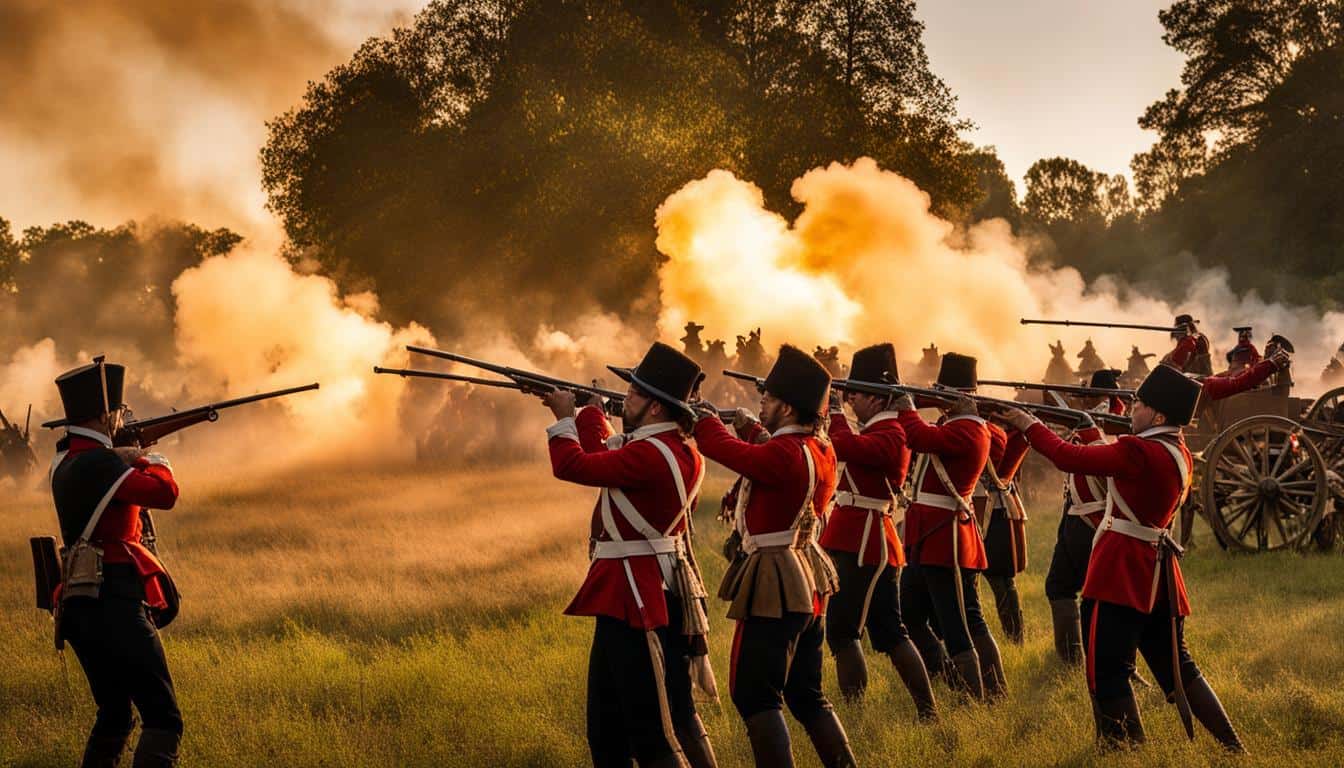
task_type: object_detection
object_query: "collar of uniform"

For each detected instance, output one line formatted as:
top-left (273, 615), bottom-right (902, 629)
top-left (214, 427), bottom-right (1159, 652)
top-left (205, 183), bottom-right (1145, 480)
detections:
top-left (66, 426), bottom-right (113, 448)
top-left (862, 411), bottom-right (901, 429)
top-left (944, 414), bottom-right (986, 426)
top-left (1135, 425), bottom-right (1180, 439)
top-left (772, 424), bottom-right (812, 438)
top-left (627, 420), bottom-right (679, 442)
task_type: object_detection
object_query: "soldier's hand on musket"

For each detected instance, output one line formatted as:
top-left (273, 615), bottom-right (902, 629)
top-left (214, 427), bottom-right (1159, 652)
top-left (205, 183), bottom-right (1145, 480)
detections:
top-left (113, 446), bottom-right (146, 464)
top-left (574, 389), bottom-right (604, 409)
top-left (1073, 410), bottom-right (1097, 431)
top-left (691, 401), bottom-right (721, 423)
top-left (1270, 350), bottom-right (1291, 370)
top-left (541, 389), bottom-right (577, 420)
top-left (828, 388), bottom-right (842, 412)
top-left (731, 407), bottom-right (757, 431)
top-left (997, 406), bottom-right (1037, 432)
top-left (892, 393), bottom-right (916, 412)
top-left (948, 394), bottom-right (977, 417)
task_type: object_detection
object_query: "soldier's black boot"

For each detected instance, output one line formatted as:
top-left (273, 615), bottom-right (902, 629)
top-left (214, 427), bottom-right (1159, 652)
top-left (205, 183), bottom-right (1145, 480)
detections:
top-left (948, 649), bottom-right (984, 702)
top-left (986, 576), bottom-right (1024, 644)
top-left (887, 639), bottom-right (938, 722)
top-left (1049, 599), bottom-right (1084, 664)
top-left (970, 631), bottom-right (1008, 701)
top-left (80, 725), bottom-right (132, 768)
top-left (1185, 677), bottom-right (1246, 753)
top-left (130, 728), bottom-right (180, 768)
top-left (744, 710), bottom-right (794, 768)
top-left (675, 714), bottom-right (718, 768)
top-left (832, 640), bottom-right (868, 702)
top-left (912, 635), bottom-right (950, 684)
top-left (1094, 694), bottom-right (1145, 750)
top-left (802, 710), bottom-right (857, 768)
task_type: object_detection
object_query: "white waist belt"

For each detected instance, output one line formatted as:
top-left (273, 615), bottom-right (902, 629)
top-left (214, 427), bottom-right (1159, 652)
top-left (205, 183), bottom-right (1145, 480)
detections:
top-left (592, 538), bottom-right (680, 559)
top-left (742, 529), bottom-right (800, 553)
top-left (1099, 516), bottom-right (1161, 544)
top-left (913, 492), bottom-right (969, 512)
top-left (834, 491), bottom-right (893, 512)
top-left (1068, 500), bottom-right (1105, 516)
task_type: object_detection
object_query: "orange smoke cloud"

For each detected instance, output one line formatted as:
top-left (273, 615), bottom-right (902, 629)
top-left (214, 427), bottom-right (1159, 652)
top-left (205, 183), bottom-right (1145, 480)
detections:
top-left (654, 158), bottom-right (1344, 391)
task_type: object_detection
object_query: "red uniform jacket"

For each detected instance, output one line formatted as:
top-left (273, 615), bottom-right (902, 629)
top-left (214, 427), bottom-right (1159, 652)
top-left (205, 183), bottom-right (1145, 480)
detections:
top-left (54, 434), bottom-right (179, 609)
top-left (693, 417), bottom-right (837, 612)
top-left (821, 411), bottom-right (909, 567)
top-left (1166, 334), bottom-right (1210, 370)
top-left (1024, 423), bottom-right (1192, 616)
top-left (1202, 359), bottom-right (1278, 401)
top-left (898, 411), bottom-right (991, 569)
top-left (548, 406), bottom-right (703, 630)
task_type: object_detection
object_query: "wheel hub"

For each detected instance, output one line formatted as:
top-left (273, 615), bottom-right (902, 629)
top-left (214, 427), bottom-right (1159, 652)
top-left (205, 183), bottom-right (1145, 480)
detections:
top-left (1258, 477), bottom-right (1281, 499)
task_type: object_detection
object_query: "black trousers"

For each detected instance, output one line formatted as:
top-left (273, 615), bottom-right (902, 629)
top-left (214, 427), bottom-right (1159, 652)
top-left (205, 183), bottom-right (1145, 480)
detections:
top-left (729, 611), bottom-right (831, 722)
top-left (587, 592), bottom-right (698, 767)
top-left (1081, 584), bottom-right (1201, 702)
top-left (981, 507), bottom-right (1018, 579)
top-left (64, 595), bottom-right (183, 740)
top-left (824, 549), bottom-right (909, 653)
top-left (900, 563), bottom-right (987, 657)
top-left (1045, 512), bottom-right (1096, 601)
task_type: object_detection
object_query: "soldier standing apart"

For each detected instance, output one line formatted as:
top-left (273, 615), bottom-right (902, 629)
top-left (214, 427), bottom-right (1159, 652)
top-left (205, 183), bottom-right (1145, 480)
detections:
top-left (541, 342), bottom-right (718, 768)
top-left (1043, 369), bottom-right (1126, 664)
top-left (822, 344), bottom-right (937, 720)
top-left (977, 414), bottom-right (1031, 644)
top-left (693, 345), bottom-right (855, 768)
top-left (49, 360), bottom-right (183, 767)
top-left (893, 353), bottom-right (1006, 701)
top-left (999, 365), bottom-right (1244, 751)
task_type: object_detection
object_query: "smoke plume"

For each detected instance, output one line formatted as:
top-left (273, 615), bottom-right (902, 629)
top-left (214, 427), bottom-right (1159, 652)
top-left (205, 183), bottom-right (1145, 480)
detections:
top-left (655, 158), bottom-right (1344, 392)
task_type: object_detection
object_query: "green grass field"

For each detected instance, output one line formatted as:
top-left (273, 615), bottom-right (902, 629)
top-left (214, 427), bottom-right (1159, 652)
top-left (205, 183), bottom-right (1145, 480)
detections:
top-left (4, 459), bottom-right (1344, 767)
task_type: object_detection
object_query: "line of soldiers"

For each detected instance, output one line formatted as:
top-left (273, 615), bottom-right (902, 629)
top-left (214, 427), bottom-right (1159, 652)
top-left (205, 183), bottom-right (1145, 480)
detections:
top-left (39, 316), bottom-right (1295, 767)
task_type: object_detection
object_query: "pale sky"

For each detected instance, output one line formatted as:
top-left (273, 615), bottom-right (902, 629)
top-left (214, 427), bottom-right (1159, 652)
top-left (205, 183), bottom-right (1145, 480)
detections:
top-left (920, 0), bottom-right (1185, 188)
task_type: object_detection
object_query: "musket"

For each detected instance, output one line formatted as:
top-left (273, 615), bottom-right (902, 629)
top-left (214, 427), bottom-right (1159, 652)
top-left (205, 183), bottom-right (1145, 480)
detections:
top-left (977, 379), bottom-right (1137, 400)
top-left (406, 346), bottom-right (627, 400)
top-left (42, 383), bottom-right (322, 448)
top-left (1021, 318), bottom-right (1183, 334)
top-left (375, 366), bottom-right (562, 392)
top-left (723, 370), bottom-right (766, 390)
top-left (832, 378), bottom-right (1131, 434)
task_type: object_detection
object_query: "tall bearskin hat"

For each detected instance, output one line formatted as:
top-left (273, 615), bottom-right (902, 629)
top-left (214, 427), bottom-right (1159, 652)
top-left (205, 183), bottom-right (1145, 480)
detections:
top-left (1136, 364), bottom-right (1201, 426)
top-left (764, 344), bottom-right (832, 419)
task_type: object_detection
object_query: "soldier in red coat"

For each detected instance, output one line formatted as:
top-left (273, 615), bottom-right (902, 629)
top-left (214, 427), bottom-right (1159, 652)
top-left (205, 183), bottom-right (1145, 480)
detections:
top-left (892, 353), bottom-right (1007, 701)
top-left (822, 343), bottom-right (937, 720)
top-left (48, 360), bottom-right (184, 767)
top-left (1163, 314), bottom-right (1213, 376)
top-left (977, 416), bottom-right (1030, 644)
top-left (542, 342), bottom-right (718, 768)
top-left (693, 345), bottom-right (855, 768)
top-left (1224, 327), bottom-right (1261, 373)
top-left (1000, 365), bottom-right (1244, 751)
top-left (1043, 368), bottom-right (1127, 664)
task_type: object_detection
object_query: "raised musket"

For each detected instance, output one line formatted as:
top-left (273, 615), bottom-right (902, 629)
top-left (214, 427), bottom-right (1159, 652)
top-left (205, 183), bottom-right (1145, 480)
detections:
top-left (375, 364), bottom-right (629, 418)
top-left (977, 379), bottom-right (1137, 401)
top-left (1021, 318), bottom-right (1184, 334)
top-left (722, 369), bottom-right (766, 390)
top-left (405, 346), bottom-right (634, 399)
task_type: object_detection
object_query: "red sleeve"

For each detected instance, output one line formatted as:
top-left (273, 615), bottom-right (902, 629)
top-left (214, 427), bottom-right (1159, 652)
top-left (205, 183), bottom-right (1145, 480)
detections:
top-left (897, 410), bottom-right (975, 457)
top-left (1167, 336), bottom-right (1198, 369)
top-left (1023, 422), bottom-right (1140, 479)
top-left (735, 420), bottom-right (768, 444)
top-left (828, 412), bottom-right (905, 466)
top-left (693, 417), bottom-right (793, 484)
top-left (1075, 424), bottom-right (1104, 444)
top-left (998, 431), bottom-right (1031, 482)
top-left (114, 461), bottom-right (179, 510)
top-left (1202, 359), bottom-right (1277, 401)
top-left (576, 405), bottom-right (615, 452)
top-left (548, 433), bottom-right (658, 488)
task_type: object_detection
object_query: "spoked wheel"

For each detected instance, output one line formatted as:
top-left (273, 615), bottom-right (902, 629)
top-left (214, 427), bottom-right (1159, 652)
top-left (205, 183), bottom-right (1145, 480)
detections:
top-left (1304, 386), bottom-right (1344, 424)
top-left (1202, 415), bottom-right (1328, 552)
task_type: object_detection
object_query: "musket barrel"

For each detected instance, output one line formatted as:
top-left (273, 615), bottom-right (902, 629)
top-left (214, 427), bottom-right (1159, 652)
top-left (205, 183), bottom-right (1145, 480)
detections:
top-left (373, 366), bottom-right (523, 390)
top-left (977, 379), bottom-right (1136, 399)
top-left (1020, 318), bottom-right (1182, 333)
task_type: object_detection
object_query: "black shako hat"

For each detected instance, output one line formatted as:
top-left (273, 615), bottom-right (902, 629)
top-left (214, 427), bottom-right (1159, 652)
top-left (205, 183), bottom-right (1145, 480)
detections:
top-left (56, 359), bottom-right (126, 424)
top-left (764, 344), bottom-right (831, 418)
top-left (936, 352), bottom-right (977, 391)
top-left (608, 342), bottom-right (703, 419)
top-left (849, 343), bottom-right (899, 385)
top-left (1137, 364), bottom-right (1201, 426)
top-left (1088, 368), bottom-right (1122, 390)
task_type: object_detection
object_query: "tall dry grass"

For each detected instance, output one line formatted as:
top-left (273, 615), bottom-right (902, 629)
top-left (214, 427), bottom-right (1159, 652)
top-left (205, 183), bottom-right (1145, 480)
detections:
top-left (3, 459), bottom-right (1344, 766)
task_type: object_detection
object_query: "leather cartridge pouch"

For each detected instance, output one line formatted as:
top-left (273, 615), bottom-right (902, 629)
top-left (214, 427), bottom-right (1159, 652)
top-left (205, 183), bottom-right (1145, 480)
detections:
top-left (30, 536), bottom-right (61, 612)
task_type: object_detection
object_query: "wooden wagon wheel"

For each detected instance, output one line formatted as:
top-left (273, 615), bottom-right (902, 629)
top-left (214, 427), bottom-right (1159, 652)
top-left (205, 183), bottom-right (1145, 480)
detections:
top-left (1201, 415), bottom-right (1328, 552)
top-left (1304, 386), bottom-right (1344, 424)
